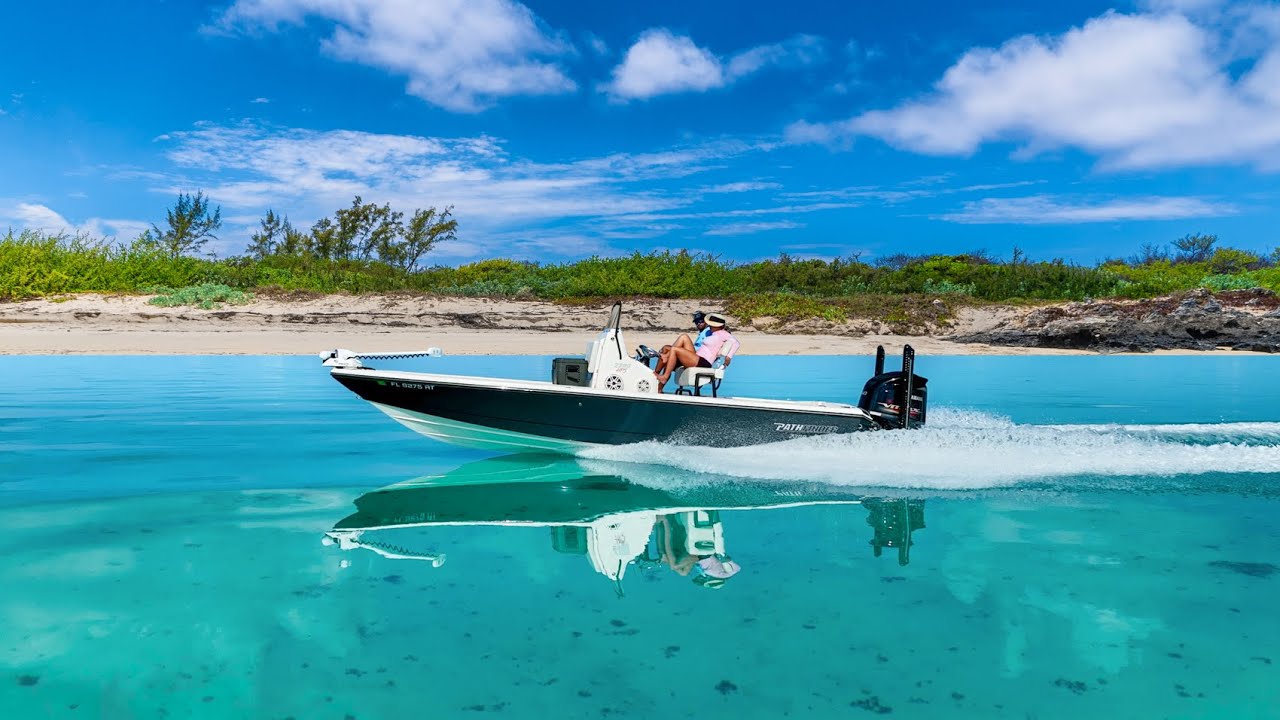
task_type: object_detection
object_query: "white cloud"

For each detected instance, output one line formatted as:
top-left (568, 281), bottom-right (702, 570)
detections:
top-left (250, 97), bottom-right (270, 104)
top-left (788, 7), bottom-right (1280, 170)
top-left (726, 35), bottom-right (824, 79)
top-left (702, 181), bottom-right (781, 193)
top-left (605, 30), bottom-right (723, 100)
top-left (940, 195), bottom-right (1237, 224)
top-left (605, 30), bottom-right (824, 101)
top-left (141, 122), bottom-right (781, 258)
top-left (216, 0), bottom-right (576, 112)
top-left (8, 203), bottom-right (73, 234)
top-left (1, 202), bottom-right (149, 239)
top-left (704, 220), bottom-right (802, 236)
top-left (617, 202), bottom-right (856, 225)
top-left (781, 179), bottom-right (1045, 203)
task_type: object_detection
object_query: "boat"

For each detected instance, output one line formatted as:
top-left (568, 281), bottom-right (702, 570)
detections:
top-left (320, 302), bottom-right (927, 453)
top-left (322, 455), bottom-right (927, 591)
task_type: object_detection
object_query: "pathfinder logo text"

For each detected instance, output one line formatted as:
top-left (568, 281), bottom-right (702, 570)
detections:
top-left (774, 423), bottom-right (839, 433)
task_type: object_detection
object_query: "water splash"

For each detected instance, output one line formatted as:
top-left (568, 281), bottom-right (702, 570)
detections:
top-left (577, 408), bottom-right (1280, 491)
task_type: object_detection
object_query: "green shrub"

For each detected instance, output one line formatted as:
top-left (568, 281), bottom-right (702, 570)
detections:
top-left (921, 278), bottom-right (977, 295)
top-left (148, 283), bottom-right (255, 309)
top-left (1199, 274), bottom-right (1257, 291)
top-left (1207, 248), bottom-right (1261, 274)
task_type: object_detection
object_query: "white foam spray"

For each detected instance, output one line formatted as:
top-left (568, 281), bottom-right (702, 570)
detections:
top-left (576, 408), bottom-right (1280, 491)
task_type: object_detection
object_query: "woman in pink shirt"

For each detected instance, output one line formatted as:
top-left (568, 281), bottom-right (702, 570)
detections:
top-left (655, 313), bottom-right (739, 392)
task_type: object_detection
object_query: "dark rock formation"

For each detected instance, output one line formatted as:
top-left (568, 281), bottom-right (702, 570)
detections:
top-left (948, 288), bottom-right (1280, 353)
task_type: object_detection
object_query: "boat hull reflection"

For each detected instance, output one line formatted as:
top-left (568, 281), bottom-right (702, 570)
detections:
top-left (327, 456), bottom-right (926, 590)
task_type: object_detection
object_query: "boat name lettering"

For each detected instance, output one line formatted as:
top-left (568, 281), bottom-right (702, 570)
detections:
top-left (774, 423), bottom-right (839, 433)
top-left (388, 381), bottom-right (433, 390)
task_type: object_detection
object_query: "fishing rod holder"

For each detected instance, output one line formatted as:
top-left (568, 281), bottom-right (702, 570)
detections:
top-left (320, 347), bottom-right (444, 369)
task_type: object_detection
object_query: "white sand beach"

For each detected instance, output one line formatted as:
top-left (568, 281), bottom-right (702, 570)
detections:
top-left (0, 293), bottom-right (1261, 355)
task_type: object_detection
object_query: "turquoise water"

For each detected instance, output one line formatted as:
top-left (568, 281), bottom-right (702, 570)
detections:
top-left (2, 355), bottom-right (1279, 718)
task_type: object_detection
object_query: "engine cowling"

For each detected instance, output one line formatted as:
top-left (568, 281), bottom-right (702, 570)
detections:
top-left (858, 371), bottom-right (927, 429)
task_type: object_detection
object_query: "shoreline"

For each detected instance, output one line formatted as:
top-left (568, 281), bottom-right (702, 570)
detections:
top-left (0, 293), bottom-right (1274, 356)
top-left (0, 328), bottom-right (1260, 356)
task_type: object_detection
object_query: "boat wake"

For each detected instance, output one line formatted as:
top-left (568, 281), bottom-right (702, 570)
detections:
top-left (576, 408), bottom-right (1280, 492)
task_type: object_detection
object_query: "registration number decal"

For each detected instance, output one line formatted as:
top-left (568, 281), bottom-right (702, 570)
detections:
top-left (387, 381), bottom-right (433, 390)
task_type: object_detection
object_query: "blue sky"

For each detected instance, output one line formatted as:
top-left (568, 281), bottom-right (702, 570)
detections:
top-left (2, 0), bottom-right (1279, 264)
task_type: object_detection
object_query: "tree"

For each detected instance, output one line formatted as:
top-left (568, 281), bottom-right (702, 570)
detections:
top-left (309, 217), bottom-right (338, 259)
top-left (152, 191), bottom-right (222, 259)
top-left (245, 209), bottom-right (283, 259)
top-left (277, 220), bottom-right (311, 257)
top-left (332, 196), bottom-right (402, 261)
top-left (390, 206), bottom-right (457, 270)
top-left (1172, 233), bottom-right (1217, 263)
top-left (1130, 242), bottom-right (1170, 266)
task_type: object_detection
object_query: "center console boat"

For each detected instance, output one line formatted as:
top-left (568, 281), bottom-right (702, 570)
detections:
top-left (321, 302), bottom-right (927, 453)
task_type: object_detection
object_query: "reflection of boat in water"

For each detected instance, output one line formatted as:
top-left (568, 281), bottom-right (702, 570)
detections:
top-left (325, 456), bottom-right (927, 591)
top-left (321, 302), bottom-right (928, 453)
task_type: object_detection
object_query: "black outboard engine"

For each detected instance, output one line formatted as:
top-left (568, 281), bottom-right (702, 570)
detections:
top-left (857, 345), bottom-right (928, 429)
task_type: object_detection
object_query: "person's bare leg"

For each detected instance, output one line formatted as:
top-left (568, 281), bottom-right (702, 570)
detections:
top-left (657, 346), bottom-right (701, 389)
top-left (671, 334), bottom-right (694, 352)
top-left (655, 352), bottom-right (677, 391)
top-left (654, 346), bottom-right (672, 377)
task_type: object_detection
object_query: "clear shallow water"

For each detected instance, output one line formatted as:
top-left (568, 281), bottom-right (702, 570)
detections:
top-left (2, 355), bottom-right (1278, 718)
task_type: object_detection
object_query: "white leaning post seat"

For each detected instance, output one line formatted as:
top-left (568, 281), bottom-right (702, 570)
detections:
top-left (673, 346), bottom-right (730, 397)
top-left (680, 510), bottom-right (726, 556)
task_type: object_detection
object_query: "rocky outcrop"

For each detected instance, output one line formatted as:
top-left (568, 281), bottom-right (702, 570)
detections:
top-left (948, 288), bottom-right (1280, 352)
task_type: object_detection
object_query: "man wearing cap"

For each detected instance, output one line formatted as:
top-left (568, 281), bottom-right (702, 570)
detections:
top-left (691, 311), bottom-right (712, 351)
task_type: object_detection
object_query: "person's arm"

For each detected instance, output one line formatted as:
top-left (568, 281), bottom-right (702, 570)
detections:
top-left (722, 332), bottom-right (741, 366)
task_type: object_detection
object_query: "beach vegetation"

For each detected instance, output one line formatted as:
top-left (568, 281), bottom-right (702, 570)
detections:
top-left (1172, 233), bottom-right (1217, 263)
top-left (147, 283), bottom-right (255, 309)
top-left (4, 198), bottom-right (1280, 324)
top-left (149, 191), bottom-right (222, 259)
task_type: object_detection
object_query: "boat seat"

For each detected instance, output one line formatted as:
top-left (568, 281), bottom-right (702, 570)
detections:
top-left (641, 511), bottom-right (726, 564)
top-left (674, 346), bottom-right (730, 397)
top-left (681, 510), bottom-right (725, 556)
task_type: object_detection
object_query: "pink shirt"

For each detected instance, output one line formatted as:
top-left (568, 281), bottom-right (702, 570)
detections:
top-left (696, 329), bottom-right (740, 364)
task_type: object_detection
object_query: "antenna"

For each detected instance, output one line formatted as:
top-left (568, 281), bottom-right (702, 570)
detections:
top-left (874, 345), bottom-right (885, 376)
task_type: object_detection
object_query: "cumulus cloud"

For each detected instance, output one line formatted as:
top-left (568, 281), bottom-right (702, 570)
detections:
top-left (1, 202), bottom-right (148, 239)
top-left (940, 195), bottom-right (1237, 224)
top-left (788, 6), bottom-right (1280, 170)
top-left (605, 30), bottom-right (824, 101)
top-left (604, 30), bottom-right (723, 100)
top-left (216, 0), bottom-right (575, 112)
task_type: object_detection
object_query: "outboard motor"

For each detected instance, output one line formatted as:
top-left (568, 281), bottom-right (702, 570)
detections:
top-left (857, 345), bottom-right (928, 429)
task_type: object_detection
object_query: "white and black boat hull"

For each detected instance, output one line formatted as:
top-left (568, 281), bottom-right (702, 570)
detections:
top-left (332, 369), bottom-right (878, 453)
